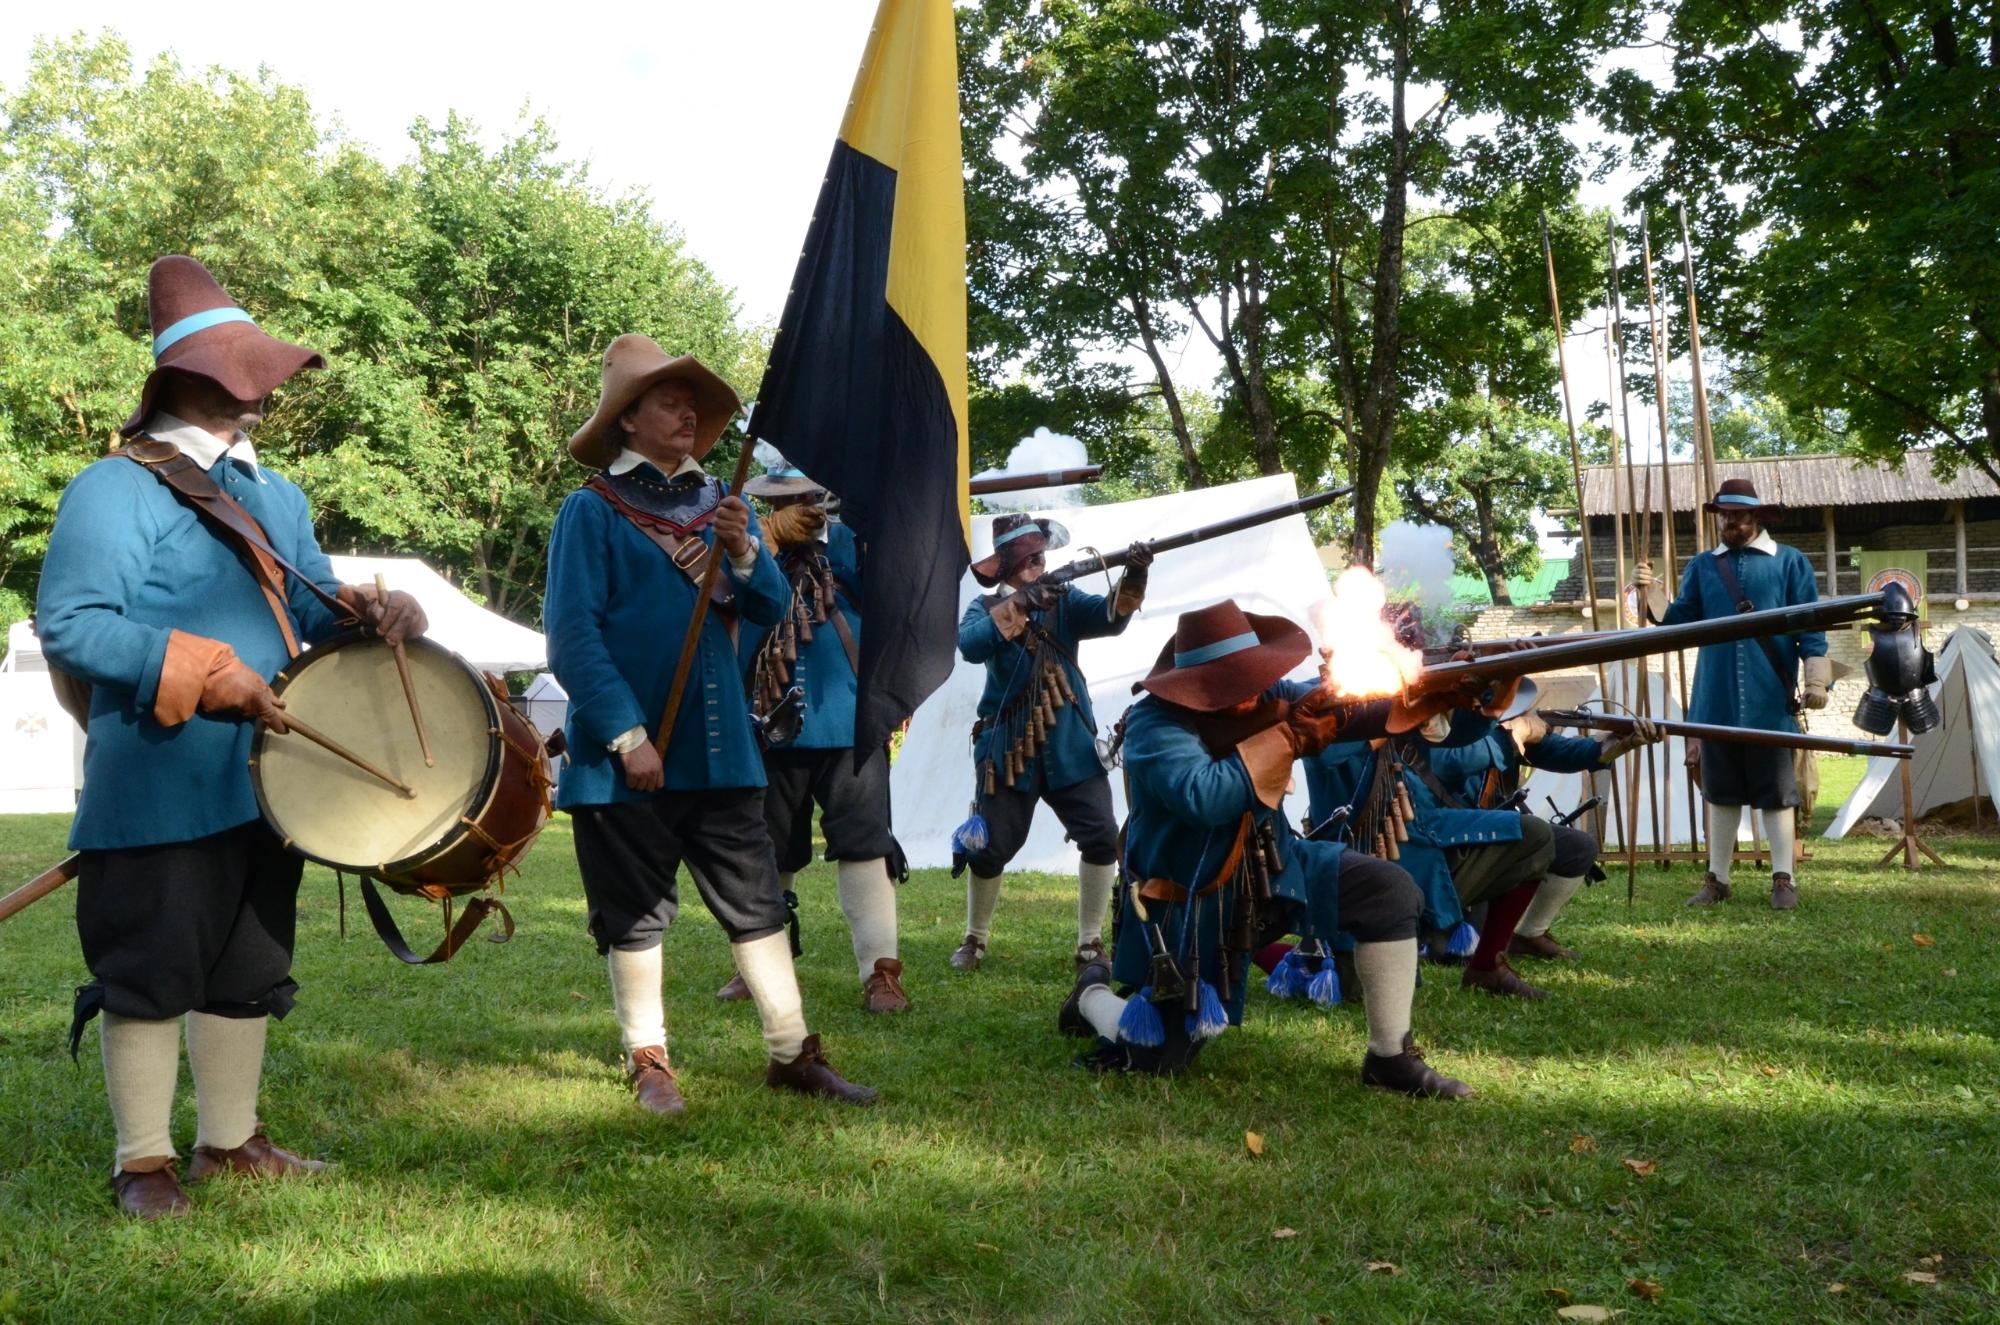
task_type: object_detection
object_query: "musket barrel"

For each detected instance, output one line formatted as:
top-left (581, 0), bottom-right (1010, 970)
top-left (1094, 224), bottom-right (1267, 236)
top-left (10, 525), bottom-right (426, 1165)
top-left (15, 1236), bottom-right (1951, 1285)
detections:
top-left (1411, 591), bottom-right (1891, 694)
top-left (1539, 709), bottom-right (1914, 760)
top-left (968, 465), bottom-right (1105, 497)
top-left (1042, 485), bottom-right (1353, 586)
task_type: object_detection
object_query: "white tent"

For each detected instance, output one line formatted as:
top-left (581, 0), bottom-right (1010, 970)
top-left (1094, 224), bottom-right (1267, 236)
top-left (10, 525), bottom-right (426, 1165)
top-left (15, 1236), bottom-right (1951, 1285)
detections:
top-left (893, 474), bottom-right (1335, 872)
top-left (4, 620), bottom-right (47, 672)
top-left (327, 556), bottom-right (546, 673)
top-left (1826, 627), bottom-right (2000, 838)
top-left (0, 623), bottom-right (84, 812)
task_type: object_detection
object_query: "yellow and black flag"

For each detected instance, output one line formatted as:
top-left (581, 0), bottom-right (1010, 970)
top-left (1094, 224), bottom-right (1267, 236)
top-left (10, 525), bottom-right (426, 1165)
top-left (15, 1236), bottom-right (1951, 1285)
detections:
top-left (747, 0), bottom-right (969, 757)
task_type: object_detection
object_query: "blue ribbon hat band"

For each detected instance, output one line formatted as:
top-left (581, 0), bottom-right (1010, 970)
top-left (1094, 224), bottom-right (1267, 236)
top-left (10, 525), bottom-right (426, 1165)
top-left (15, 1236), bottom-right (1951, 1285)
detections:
top-left (1175, 630), bottom-right (1260, 668)
top-left (1712, 493), bottom-right (1761, 507)
top-left (153, 306), bottom-right (256, 358)
top-left (993, 522), bottom-right (1044, 548)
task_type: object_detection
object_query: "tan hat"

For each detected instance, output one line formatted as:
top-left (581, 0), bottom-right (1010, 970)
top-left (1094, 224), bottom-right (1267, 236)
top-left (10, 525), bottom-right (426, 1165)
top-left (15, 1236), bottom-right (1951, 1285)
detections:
top-left (566, 334), bottom-right (741, 469)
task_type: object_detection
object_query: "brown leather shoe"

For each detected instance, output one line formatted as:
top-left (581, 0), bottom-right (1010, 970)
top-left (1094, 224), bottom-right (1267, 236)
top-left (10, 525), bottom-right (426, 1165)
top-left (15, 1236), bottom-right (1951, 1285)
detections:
top-left (627, 1045), bottom-right (686, 1115)
top-left (862, 958), bottom-right (911, 1014)
top-left (766, 1033), bottom-right (877, 1105)
top-left (1058, 960), bottom-right (1113, 1038)
top-left (1460, 956), bottom-right (1548, 1000)
top-left (111, 1162), bottom-right (191, 1219)
top-left (948, 934), bottom-right (985, 972)
top-left (1073, 938), bottom-right (1108, 972)
top-left (715, 972), bottom-right (752, 1002)
top-left (1361, 1041), bottom-right (1473, 1099)
top-left (1770, 873), bottom-right (1799, 911)
top-left (186, 1131), bottom-right (329, 1183)
top-left (1686, 872), bottom-right (1732, 907)
top-left (1508, 931), bottom-right (1578, 961)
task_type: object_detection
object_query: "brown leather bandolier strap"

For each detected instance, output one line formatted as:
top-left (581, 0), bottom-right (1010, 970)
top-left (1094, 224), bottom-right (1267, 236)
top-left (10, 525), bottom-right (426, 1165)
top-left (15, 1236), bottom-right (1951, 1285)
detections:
top-left (588, 475), bottom-right (737, 611)
top-left (118, 439), bottom-right (353, 657)
top-left (1137, 813), bottom-right (1252, 904)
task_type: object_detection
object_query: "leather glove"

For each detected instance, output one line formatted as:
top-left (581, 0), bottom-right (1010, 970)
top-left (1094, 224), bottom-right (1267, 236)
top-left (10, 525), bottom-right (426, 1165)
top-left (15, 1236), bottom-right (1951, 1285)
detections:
top-left (1801, 655), bottom-right (1832, 710)
top-left (199, 656), bottom-right (290, 733)
top-left (1502, 710), bottom-right (1549, 747)
top-left (761, 502), bottom-right (827, 549)
top-left (1279, 685), bottom-right (1359, 759)
top-left (1017, 581), bottom-right (1056, 613)
top-left (1598, 715), bottom-right (1663, 762)
top-left (337, 584), bottom-right (429, 647)
top-left (990, 583), bottom-right (1053, 640)
top-left (1113, 543), bottom-right (1150, 617)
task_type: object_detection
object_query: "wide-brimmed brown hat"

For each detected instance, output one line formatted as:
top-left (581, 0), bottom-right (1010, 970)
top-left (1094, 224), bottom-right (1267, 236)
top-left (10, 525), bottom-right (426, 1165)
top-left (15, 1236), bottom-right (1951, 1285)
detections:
top-left (971, 513), bottom-right (1070, 588)
top-left (1704, 477), bottom-right (1784, 518)
top-left (743, 442), bottom-right (827, 500)
top-left (1139, 600), bottom-right (1312, 711)
top-left (566, 334), bottom-right (741, 469)
top-left (120, 256), bottom-right (324, 436)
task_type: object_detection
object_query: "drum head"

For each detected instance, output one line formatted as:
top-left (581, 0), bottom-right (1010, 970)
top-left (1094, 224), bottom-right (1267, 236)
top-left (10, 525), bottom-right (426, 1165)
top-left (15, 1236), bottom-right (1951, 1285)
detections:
top-left (254, 637), bottom-right (498, 873)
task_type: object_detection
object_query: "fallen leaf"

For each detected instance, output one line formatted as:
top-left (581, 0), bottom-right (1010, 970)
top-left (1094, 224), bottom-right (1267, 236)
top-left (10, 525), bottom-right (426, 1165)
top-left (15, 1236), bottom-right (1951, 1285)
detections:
top-left (1556, 1307), bottom-right (1622, 1322)
top-left (1918, 1253), bottom-right (1944, 1268)
top-left (1365, 1261), bottom-right (1401, 1276)
top-left (1543, 1286), bottom-right (1574, 1304)
top-left (1570, 1134), bottom-right (1599, 1154)
top-left (568, 990), bottom-right (585, 1001)
top-left (974, 1242), bottom-right (1000, 1253)
top-left (1271, 1228), bottom-right (1298, 1240)
top-left (1912, 933), bottom-right (1936, 947)
top-left (1827, 1282), bottom-right (1846, 1294)
top-left (1759, 1064), bottom-right (1780, 1077)
top-left (1943, 968), bottom-right (1958, 978)
top-left (1904, 1270), bottom-right (1937, 1285)
top-left (1628, 1277), bottom-right (1664, 1300)
top-left (1537, 1206), bottom-right (1559, 1216)
top-left (1245, 1131), bottom-right (1266, 1158)
top-left (1621, 1158), bottom-right (1659, 1177)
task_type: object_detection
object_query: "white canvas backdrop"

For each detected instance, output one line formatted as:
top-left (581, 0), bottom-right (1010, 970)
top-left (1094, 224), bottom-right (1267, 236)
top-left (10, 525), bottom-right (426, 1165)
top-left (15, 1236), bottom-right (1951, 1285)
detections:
top-left (893, 474), bottom-right (1335, 872)
top-left (1520, 666), bottom-right (1716, 849)
top-left (327, 555), bottom-right (547, 673)
top-left (1826, 627), bottom-right (2000, 838)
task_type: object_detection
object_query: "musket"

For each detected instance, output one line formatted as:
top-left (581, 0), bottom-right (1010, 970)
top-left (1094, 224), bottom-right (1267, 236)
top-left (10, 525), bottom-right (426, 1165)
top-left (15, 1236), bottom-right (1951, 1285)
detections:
top-left (1405, 587), bottom-right (1905, 698)
top-left (968, 465), bottom-right (1104, 497)
top-left (0, 854), bottom-right (79, 925)
top-left (1537, 709), bottom-right (1914, 760)
top-left (1041, 486), bottom-right (1353, 587)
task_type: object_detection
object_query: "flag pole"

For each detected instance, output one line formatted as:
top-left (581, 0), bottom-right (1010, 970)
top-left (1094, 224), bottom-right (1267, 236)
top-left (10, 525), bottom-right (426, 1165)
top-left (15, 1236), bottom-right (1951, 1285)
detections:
top-left (653, 439), bottom-right (760, 759)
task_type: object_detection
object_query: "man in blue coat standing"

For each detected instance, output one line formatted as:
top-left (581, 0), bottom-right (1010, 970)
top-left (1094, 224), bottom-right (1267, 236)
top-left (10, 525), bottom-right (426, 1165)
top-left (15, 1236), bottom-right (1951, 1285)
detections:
top-left (37, 257), bottom-right (426, 1218)
top-left (735, 448), bottom-right (908, 1015)
top-left (951, 513), bottom-right (1150, 972)
top-left (1637, 479), bottom-right (1830, 910)
top-left (545, 335), bottom-right (875, 1114)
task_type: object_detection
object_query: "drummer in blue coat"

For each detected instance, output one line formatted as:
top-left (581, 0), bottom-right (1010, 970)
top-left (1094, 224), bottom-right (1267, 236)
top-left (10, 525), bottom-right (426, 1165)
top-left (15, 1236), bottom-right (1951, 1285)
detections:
top-left (545, 335), bottom-right (874, 1114)
top-left (1635, 478), bottom-right (1831, 910)
top-left (1055, 600), bottom-right (1476, 1098)
top-left (36, 256), bottom-right (426, 1219)
top-left (950, 513), bottom-right (1150, 973)
top-left (733, 445), bottom-right (908, 1015)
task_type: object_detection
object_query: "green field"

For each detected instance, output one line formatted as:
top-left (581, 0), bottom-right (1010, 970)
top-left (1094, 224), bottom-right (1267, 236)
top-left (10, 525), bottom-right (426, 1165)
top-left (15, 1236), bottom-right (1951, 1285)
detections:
top-left (2, 756), bottom-right (1997, 1323)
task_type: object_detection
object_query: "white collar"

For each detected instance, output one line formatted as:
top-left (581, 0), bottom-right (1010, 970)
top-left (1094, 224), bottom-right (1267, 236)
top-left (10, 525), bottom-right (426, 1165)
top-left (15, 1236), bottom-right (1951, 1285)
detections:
top-left (1712, 530), bottom-right (1778, 557)
top-left (607, 449), bottom-right (703, 479)
top-left (145, 412), bottom-right (261, 479)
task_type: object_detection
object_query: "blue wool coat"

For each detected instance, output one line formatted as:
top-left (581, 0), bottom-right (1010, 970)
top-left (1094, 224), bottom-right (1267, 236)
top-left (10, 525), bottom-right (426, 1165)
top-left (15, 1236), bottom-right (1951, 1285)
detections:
top-left (36, 455), bottom-right (348, 850)
top-left (738, 522), bottom-right (862, 750)
top-left (957, 582), bottom-right (1129, 792)
top-left (544, 468), bottom-right (790, 807)
top-left (1304, 741), bottom-right (1464, 934)
top-left (1424, 714), bottom-right (1606, 807)
top-left (1113, 682), bottom-right (1386, 1024)
top-left (1658, 542), bottom-right (1827, 731)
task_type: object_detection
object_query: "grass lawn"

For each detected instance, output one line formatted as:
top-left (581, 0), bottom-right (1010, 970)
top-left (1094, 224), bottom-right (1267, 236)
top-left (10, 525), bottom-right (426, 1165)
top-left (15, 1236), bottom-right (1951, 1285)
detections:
top-left (2, 755), bottom-right (1997, 1323)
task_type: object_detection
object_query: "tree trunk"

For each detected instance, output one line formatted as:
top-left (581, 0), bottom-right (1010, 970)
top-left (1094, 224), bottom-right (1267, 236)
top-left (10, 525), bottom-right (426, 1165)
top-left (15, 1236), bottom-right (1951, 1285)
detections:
top-left (1132, 291), bottom-right (1208, 488)
top-left (1471, 481), bottom-right (1512, 606)
top-left (1349, 1), bottom-right (1414, 568)
top-left (1241, 261), bottom-right (1282, 475)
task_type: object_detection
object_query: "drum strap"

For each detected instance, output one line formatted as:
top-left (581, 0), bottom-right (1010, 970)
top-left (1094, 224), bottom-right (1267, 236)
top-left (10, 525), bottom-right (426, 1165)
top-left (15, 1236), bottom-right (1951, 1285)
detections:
top-left (118, 440), bottom-right (352, 658)
top-left (358, 874), bottom-right (515, 964)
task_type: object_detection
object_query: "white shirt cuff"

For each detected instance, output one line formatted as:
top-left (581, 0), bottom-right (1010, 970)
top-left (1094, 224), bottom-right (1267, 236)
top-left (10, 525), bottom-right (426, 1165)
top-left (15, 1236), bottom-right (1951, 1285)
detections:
top-left (727, 543), bottom-right (760, 580)
top-left (607, 725), bottom-right (648, 755)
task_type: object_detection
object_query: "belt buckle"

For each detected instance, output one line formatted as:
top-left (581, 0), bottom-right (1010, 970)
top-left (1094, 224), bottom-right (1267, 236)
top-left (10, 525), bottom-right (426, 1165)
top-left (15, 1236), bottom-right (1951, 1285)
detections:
top-left (673, 538), bottom-right (708, 572)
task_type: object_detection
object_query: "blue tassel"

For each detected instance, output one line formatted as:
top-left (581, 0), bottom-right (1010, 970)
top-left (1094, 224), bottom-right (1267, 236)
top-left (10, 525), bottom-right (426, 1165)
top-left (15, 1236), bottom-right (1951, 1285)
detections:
top-left (1187, 980), bottom-right (1230, 1041)
top-left (1265, 950), bottom-right (1306, 1000)
top-left (951, 811), bottom-right (989, 856)
top-left (1446, 921), bottom-right (1479, 958)
top-left (1307, 960), bottom-right (1342, 1007)
top-left (1118, 988), bottom-right (1165, 1046)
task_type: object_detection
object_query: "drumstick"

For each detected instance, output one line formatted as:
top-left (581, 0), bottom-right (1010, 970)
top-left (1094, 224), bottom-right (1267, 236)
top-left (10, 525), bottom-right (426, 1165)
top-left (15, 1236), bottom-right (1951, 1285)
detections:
top-left (269, 712), bottom-right (416, 797)
top-left (376, 572), bottom-right (435, 767)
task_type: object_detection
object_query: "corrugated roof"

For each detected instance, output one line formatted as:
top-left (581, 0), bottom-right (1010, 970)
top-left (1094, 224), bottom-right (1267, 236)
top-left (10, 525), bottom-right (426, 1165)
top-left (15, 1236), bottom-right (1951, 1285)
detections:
top-left (1579, 450), bottom-right (1998, 516)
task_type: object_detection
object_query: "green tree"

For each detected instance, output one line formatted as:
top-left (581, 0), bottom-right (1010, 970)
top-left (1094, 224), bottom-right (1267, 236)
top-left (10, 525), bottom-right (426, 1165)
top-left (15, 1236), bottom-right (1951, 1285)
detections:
top-left (1604, 1), bottom-right (2000, 480)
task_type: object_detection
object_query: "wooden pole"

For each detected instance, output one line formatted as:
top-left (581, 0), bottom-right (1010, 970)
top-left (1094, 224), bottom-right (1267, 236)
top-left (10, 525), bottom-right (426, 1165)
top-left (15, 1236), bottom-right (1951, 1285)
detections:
top-left (654, 441), bottom-right (760, 758)
top-left (1608, 221), bottom-right (1657, 888)
top-left (1641, 216), bottom-right (1697, 853)
top-left (375, 572), bottom-right (434, 767)
top-left (0, 854), bottom-right (79, 925)
top-left (1678, 204), bottom-right (1722, 552)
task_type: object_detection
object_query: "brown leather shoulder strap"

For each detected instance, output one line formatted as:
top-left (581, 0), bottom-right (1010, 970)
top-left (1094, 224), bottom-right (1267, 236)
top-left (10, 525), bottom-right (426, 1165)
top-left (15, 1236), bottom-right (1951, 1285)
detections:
top-left (1706, 552), bottom-right (1802, 714)
top-left (587, 476), bottom-right (736, 617)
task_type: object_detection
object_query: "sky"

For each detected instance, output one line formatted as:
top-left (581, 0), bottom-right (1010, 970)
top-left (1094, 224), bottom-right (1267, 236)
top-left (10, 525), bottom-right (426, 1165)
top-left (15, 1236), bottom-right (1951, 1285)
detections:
top-left (3, 2), bottom-right (1676, 556)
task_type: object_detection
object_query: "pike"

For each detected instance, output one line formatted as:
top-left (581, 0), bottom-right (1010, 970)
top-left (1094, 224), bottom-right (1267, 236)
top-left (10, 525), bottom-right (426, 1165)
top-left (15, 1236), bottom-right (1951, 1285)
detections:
top-left (1041, 486), bottom-right (1353, 587)
top-left (1537, 709), bottom-right (1915, 760)
top-left (968, 465), bottom-right (1104, 497)
top-left (0, 855), bottom-right (79, 925)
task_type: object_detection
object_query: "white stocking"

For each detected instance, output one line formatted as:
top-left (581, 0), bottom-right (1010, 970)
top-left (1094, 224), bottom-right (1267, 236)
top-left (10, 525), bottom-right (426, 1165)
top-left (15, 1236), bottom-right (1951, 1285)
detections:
top-left (102, 1013), bottom-right (180, 1174)
top-left (1759, 807), bottom-right (1797, 878)
top-left (1708, 803), bottom-right (1745, 882)
top-left (607, 944), bottom-right (666, 1061)
top-left (186, 1011), bottom-right (266, 1152)
top-left (837, 857), bottom-right (900, 979)
top-left (1353, 940), bottom-right (1418, 1057)
top-left (732, 932), bottom-right (809, 1063)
